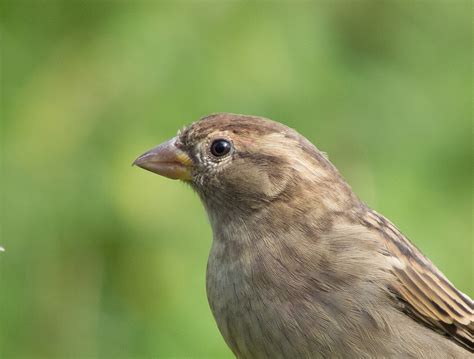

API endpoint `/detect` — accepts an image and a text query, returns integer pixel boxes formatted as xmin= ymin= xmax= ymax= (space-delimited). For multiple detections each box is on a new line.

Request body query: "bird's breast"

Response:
xmin=205 ymin=231 xmax=343 ymax=358
xmin=206 ymin=238 xmax=302 ymax=358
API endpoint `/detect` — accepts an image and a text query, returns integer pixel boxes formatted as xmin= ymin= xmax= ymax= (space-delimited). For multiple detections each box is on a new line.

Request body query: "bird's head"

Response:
xmin=134 ymin=113 xmax=355 ymax=225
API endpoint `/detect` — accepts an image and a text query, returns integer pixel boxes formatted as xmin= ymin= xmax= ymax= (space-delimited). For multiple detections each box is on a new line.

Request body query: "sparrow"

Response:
xmin=134 ymin=113 xmax=473 ymax=358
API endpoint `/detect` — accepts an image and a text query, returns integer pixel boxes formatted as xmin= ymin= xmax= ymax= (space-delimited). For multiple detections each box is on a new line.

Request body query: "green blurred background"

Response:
xmin=1 ymin=1 xmax=472 ymax=358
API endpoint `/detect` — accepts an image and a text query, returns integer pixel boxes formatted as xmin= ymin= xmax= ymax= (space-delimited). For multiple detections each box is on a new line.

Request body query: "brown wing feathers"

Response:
xmin=366 ymin=211 xmax=474 ymax=352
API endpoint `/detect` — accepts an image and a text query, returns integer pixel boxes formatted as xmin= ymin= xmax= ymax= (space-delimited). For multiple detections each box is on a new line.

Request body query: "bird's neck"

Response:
xmin=204 ymin=179 xmax=363 ymax=247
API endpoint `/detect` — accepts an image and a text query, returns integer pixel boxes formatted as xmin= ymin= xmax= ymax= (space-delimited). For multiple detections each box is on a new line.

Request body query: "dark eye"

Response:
xmin=210 ymin=139 xmax=232 ymax=157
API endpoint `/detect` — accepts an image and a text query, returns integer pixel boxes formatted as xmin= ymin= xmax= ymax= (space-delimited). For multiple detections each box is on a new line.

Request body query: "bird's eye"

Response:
xmin=210 ymin=139 xmax=232 ymax=157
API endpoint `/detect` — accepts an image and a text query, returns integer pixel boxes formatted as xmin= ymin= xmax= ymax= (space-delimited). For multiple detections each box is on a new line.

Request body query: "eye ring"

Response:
xmin=210 ymin=139 xmax=232 ymax=157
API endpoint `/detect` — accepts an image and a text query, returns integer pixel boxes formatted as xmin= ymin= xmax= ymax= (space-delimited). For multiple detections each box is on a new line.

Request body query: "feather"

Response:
xmin=366 ymin=210 xmax=474 ymax=352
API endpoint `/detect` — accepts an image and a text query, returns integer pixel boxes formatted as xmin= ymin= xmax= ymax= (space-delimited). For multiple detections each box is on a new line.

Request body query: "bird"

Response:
xmin=133 ymin=113 xmax=473 ymax=358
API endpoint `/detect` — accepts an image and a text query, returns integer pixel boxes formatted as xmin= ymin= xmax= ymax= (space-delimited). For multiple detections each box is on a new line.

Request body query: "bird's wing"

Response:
xmin=364 ymin=210 xmax=474 ymax=352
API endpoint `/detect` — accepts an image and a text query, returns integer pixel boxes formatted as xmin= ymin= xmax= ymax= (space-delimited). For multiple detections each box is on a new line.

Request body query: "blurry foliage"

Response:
xmin=0 ymin=1 xmax=472 ymax=358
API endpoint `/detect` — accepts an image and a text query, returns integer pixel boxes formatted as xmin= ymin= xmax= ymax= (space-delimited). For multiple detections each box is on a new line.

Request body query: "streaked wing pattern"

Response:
xmin=364 ymin=210 xmax=473 ymax=352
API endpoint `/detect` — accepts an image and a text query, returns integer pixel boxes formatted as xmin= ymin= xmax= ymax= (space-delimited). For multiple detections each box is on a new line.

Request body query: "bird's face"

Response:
xmin=134 ymin=113 xmax=339 ymax=219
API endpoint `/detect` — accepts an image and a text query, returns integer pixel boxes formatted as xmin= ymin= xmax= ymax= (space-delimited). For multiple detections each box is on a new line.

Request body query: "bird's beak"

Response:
xmin=133 ymin=137 xmax=193 ymax=181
